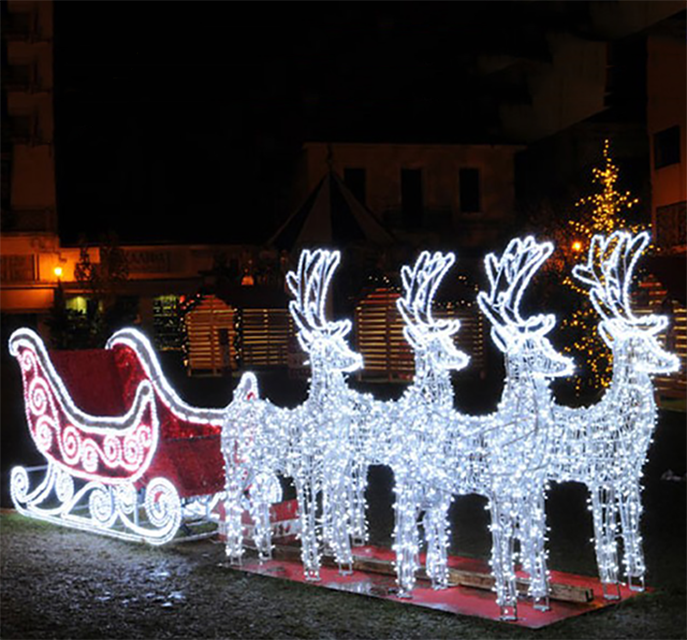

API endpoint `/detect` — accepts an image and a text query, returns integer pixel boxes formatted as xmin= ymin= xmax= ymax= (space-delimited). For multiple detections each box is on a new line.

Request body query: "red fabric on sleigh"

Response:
xmin=139 ymin=437 xmax=225 ymax=499
xmin=49 ymin=346 xmax=225 ymax=498
xmin=50 ymin=350 xmax=127 ymax=417
xmin=109 ymin=341 xmax=225 ymax=497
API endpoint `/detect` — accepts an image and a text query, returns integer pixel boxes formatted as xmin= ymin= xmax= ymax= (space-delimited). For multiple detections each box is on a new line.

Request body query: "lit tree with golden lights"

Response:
xmin=561 ymin=139 xmax=642 ymax=393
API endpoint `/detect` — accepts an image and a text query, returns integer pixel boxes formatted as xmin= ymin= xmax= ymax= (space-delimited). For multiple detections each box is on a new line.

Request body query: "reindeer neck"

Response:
xmin=501 ymin=354 xmax=553 ymax=409
xmin=308 ymin=360 xmax=350 ymax=403
xmin=601 ymin=343 xmax=654 ymax=411
xmin=408 ymin=350 xmax=453 ymax=407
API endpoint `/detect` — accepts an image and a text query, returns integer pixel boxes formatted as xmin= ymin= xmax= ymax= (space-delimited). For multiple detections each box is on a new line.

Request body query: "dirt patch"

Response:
xmin=1 ymin=512 xmax=685 ymax=639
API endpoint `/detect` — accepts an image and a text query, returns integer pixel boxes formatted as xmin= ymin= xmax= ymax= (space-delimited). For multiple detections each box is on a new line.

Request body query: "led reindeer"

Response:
xmin=222 ymin=371 xmax=285 ymax=565
xmin=386 ymin=239 xmax=574 ymax=619
xmin=387 ymin=251 xmax=472 ymax=594
xmin=285 ymin=249 xmax=366 ymax=578
xmin=470 ymin=237 xmax=575 ymax=618
xmin=223 ymin=249 xmax=366 ymax=579
xmin=550 ymin=230 xmax=679 ymax=597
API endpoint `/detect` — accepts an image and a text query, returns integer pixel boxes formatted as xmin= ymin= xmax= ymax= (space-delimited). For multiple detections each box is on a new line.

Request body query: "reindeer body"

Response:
xmin=549 ymin=231 xmax=679 ymax=594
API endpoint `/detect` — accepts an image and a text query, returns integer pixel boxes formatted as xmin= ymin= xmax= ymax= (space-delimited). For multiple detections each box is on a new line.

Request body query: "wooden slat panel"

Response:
xmin=185 ymin=295 xmax=238 ymax=375
xmin=634 ymin=277 xmax=686 ymax=398
xmin=356 ymin=287 xmax=485 ymax=380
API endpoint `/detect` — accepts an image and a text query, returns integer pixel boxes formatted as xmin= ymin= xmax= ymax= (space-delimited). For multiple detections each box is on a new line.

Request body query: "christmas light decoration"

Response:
xmin=385 ymin=238 xmax=573 ymax=620
xmin=8 ymin=327 xmax=253 ymax=544
xmin=550 ymin=230 xmax=679 ymax=596
xmin=221 ymin=241 xmax=575 ymax=620
xmin=106 ymin=328 xmax=227 ymax=427
xmin=10 ymin=233 xmax=676 ymax=621
xmin=470 ymin=237 xmax=574 ymax=619
xmin=383 ymin=251 xmax=472 ymax=597
xmin=222 ymin=249 xmax=369 ymax=577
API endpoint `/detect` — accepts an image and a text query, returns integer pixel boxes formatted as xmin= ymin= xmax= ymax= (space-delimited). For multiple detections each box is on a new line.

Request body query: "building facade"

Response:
xmin=294 ymin=142 xmax=522 ymax=250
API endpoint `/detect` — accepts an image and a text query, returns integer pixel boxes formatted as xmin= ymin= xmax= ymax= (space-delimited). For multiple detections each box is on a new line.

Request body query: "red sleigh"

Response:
xmin=9 ymin=327 xmax=258 ymax=544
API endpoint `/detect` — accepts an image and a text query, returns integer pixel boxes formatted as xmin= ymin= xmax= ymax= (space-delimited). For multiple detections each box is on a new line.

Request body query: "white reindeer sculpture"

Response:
xmin=223 ymin=249 xmax=369 ymax=579
xmin=471 ymin=237 xmax=575 ymax=619
xmin=386 ymin=251 xmax=472 ymax=595
xmin=387 ymin=238 xmax=574 ymax=620
xmin=550 ymin=230 xmax=679 ymax=598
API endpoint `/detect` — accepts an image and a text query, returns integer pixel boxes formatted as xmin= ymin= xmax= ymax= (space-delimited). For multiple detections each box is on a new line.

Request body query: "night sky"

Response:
xmin=51 ymin=2 xmax=605 ymax=246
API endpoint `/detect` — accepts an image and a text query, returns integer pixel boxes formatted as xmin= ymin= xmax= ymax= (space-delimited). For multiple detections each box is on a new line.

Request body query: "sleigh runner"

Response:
xmin=9 ymin=327 xmax=257 ymax=545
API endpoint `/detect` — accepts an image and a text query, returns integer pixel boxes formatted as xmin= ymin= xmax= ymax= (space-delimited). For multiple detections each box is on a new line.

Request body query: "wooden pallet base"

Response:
xmin=228 ymin=542 xmax=646 ymax=629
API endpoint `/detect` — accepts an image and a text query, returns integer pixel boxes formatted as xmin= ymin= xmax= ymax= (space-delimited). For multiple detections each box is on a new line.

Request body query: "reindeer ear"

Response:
xmin=490 ymin=326 xmax=511 ymax=353
xmin=403 ymin=325 xmax=425 ymax=350
xmin=331 ymin=318 xmax=352 ymax=338
xmin=235 ymin=372 xmax=259 ymax=402
xmin=642 ymin=314 xmax=669 ymax=335
xmin=434 ymin=317 xmax=461 ymax=336
xmin=525 ymin=313 xmax=555 ymax=335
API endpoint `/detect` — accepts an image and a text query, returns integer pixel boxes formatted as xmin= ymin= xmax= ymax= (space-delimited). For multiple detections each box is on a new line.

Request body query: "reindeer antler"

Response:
xmin=477 ymin=236 xmax=555 ymax=348
xmin=286 ymin=250 xmax=352 ymax=348
xmin=573 ymin=230 xmax=666 ymax=333
xmin=397 ymin=251 xmax=461 ymax=348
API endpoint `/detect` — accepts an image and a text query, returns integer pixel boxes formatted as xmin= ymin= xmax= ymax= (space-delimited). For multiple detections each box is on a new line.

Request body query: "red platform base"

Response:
xmin=230 ymin=544 xmax=646 ymax=629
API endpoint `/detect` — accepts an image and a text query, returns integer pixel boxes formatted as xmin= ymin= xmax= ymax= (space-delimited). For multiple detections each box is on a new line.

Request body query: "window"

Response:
xmin=1 ymin=254 xmax=36 ymax=282
xmin=459 ymin=168 xmax=481 ymax=213
xmin=654 ymin=126 xmax=681 ymax=170
xmin=344 ymin=168 xmax=366 ymax=205
xmin=401 ymin=169 xmax=423 ymax=228
xmin=66 ymin=296 xmax=88 ymax=313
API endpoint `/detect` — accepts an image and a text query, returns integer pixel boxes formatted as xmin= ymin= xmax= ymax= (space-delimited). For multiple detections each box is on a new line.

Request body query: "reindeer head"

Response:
xmin=396 ymin=251 xmax=470 ymax=374
xmin=286 ymin=249 xmax=363 ymax=374
xmin=572 ymin=231 xmax=679 ymax=374
xmin=477 ymin=236 xmax=574 ymax=378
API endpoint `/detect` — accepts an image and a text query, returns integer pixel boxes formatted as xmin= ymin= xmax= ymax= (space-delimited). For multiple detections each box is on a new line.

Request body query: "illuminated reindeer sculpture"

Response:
xmin=550 ymin=230 xmax=679 ymax=597
xmin=386 ymin=251 xmax=472 ymax=594
xmin=223 ymin=249 xmax=367 ymax=579
xmin=285 ymin=249 xmax=368 ymax=577
xmin=386 ymin=239 xmax=573 ymax=619
xmin=470 ymin=237 xmax=575 ymax=618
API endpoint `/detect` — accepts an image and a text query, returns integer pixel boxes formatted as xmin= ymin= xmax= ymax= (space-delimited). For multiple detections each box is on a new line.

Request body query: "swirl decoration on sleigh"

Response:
xmin=9 ymin=327 xmax=258 ymax=545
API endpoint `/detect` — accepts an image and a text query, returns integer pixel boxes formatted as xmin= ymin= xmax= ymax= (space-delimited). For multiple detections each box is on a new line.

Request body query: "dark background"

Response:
xmin=53 ymin=2 xmax=616 ymax=245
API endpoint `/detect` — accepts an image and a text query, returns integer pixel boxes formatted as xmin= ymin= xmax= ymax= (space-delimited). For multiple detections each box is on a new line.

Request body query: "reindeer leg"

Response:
xmin=591 ymin=485 xmax=621 ymax=599
xmin=223 ymin=470 xmax=246 ymax=566
xmin=327 ymin=469 xmax=354 ymax=575
xmin=350 ymin=462 xmax=369 ymax=546
xmin=617 ymin=481 xmax=646 ymax=591
xmin=249 ymin=488 xmax=273 ymax=563
xmin=423 ymin=495 xmax=452 ymax=590
xmin=393 ymin=478 xmax=421 ymax=598
xmin=490 ymin=497 xmax=518 ymax=621
xmin=320 ymin=481 xmax=334 ymax=554
xmin=519 ymin=490 xmax=550 ymax=611
xmin=295 ymin=478 xmax=321 ymax=581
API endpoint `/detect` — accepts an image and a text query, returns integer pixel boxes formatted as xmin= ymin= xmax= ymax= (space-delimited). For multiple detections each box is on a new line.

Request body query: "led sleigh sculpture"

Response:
xmin=8 ymin=327 xmax=257 ymax=544
xmin=387 ymin=238 xmax=574 ymax=620
xmin=550 ymin=230 xmax=679 ymax=597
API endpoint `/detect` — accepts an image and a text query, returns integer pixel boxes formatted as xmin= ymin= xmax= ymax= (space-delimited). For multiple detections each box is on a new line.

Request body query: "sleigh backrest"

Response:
xmin=107 ymin=329 xmax=225 ymax=438
xmin=50 ymin=350 xmax=128 ymax=417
